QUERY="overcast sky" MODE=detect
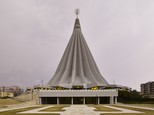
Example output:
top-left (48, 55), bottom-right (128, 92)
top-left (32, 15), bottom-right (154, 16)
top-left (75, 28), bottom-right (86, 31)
top-left (0, 0), bottom-right (154, 91)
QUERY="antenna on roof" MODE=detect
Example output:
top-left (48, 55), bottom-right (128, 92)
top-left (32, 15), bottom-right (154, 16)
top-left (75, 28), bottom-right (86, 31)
top-left (75, 9), bottom-right (79, 18)
top-left (113, 79), bottom-right (115, 85)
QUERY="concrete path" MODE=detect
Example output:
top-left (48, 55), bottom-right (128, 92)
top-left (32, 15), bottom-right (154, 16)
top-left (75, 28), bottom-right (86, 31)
top-left (61, 105), bottom-right (101, 115)
top-left (18, 105), bottom-right (61, 114)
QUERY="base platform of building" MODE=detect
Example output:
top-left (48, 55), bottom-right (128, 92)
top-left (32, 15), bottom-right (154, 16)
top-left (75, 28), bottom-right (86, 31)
top-left (38, 89), bottom-right (118, 104)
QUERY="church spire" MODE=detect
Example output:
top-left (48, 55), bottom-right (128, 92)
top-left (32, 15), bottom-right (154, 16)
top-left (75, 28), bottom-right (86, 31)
top-left (74, 9), bottom-right (81, 30)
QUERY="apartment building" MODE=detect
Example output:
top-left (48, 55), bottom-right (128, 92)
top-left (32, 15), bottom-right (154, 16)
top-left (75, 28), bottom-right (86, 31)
top-left (141, 81), bottom-right (154, 98)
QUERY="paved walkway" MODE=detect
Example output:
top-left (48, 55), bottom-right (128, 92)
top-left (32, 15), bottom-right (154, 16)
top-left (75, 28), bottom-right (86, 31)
top-left (118, 104), bottom-right (154, 110)
top-left (61, 105), bottom-right (101, 115)
top-left (18, 105), bottom-right (61, 114)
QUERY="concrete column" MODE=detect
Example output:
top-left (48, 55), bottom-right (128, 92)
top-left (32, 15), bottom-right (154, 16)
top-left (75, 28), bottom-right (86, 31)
top-left (45, 97), bottom-right (47, 104)
top-left (114, 97), bottom-right (117, 104)
top-left (83, 97), bottom-right (85, 104)
top-left (98, 97), bottom-right (100, 104)
top-left (110, 96), bottom-right (114, 104)
top-left (57, 97), bottom-right (59, 105)
top-left (71, 97), bottom-right (73, 104)
top-left (39, 98), bottom-right (42, 104)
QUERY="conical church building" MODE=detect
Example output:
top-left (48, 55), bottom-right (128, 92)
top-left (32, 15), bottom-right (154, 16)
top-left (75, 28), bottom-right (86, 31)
top-left (38, 10), bottom-right (118, 104)
top-left (48, 14), bottom-right (108, 89)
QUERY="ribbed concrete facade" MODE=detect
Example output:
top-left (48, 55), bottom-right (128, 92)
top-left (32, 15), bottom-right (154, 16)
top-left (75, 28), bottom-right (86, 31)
top-left (47, 17), bottom-right (108, 88)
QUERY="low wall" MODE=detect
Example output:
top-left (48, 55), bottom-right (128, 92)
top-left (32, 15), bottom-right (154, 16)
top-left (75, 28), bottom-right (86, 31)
top-left (15, 91), bottom-right (39, 103)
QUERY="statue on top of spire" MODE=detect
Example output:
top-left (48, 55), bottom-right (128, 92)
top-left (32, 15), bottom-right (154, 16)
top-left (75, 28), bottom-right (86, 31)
top-left (75, 9), bottom-right (79, 18)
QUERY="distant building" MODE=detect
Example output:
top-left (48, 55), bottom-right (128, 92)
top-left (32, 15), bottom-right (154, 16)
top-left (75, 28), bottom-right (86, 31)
top-left (108, 84), bottom-right (131, 91)
top-left (26, 86), bottom-right (51, 93)
top-left (0, 91), bottom-right (14, 98)
top-left (141, 81), bottom-right (154, 98)
top-left (0, 86), bottom-right (23, 97)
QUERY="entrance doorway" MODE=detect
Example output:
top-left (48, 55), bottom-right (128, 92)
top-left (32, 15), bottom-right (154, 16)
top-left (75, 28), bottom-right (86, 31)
top-left (59, 97), bottom-right (71, 104)
top-left (85, 97), bottom-right (97, 104)
top-left (73, 97), bottom-right (83, 104)
top-left (100, 97), bottom-right (110, 104)
top-left (41, 97), bottom-right (57, 104)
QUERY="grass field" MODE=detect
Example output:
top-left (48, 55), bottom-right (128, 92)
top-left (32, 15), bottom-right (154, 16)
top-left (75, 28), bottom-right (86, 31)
top-left (0, 105), bottom-right (7, 109)
top-left (0, 99), bottom-right (21, 109)
top-left (0, 99), bottom-right (21, 105)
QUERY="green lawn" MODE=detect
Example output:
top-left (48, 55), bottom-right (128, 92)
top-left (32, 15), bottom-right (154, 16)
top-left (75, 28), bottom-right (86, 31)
top-left (0, 105), bottom-right (7, 109)
top-left (0, 99), bottom-right (21, 109)
top-left (0, 99), bottom-right (21, 106)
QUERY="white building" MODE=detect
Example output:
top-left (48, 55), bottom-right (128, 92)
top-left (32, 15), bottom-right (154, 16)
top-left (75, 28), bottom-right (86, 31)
top-left (38, 10), bottom-right (118, 104)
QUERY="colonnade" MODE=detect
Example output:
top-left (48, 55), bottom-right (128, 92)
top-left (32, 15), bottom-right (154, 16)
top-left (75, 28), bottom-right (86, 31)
top-left (39, 96), bottom-right (117, 104)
